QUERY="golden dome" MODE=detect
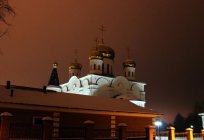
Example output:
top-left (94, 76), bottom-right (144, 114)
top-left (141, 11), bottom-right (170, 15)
top-left (97, 44), bottom-right (115, 59)
top-left (89, 49), bottom-right (103, 60)
top-left (123, 59), bottom-right (136, 68)
top-left (69, 62), bottom-right (82, 70)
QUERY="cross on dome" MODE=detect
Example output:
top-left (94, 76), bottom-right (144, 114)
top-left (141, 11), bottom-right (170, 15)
top-left (98, 24), bottom-right (106, 44)
top-left (94, 37), bottom-right (99, 50)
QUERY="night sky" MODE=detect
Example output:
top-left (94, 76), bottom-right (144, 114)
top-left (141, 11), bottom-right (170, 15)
top-left (1, 0), bottom-right (204, 123)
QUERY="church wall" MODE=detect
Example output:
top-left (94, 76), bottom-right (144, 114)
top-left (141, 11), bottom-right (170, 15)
top-left (89, 59), bottom-right (103, 74)
top-left (124, 67), bottom-right (136, 80)
top-left (103, 58), bottom-right (114, 75)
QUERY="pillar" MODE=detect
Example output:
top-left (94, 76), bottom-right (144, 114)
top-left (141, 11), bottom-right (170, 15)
top-left (42, 116), bottom-right (53, 140)
top-left (198, 113), bottom-right (204, 129)
top-left (168, 127), bottom-right (175, 140)
top-left (0, 112), bottom-right (13, 140)
top-left (84, 120), bottom-right (95, 140)
top-left (186, 128), bottom-right (193, 140)
top-left (118, 123), bottom-right (128, 140)
top-left (201, 129), bottom-right (204, 140)
top-left (145, 125), bottom-right (155, 140)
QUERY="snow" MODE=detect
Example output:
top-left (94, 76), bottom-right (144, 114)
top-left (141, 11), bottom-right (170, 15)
top-left (0, 85), bottom-right (158, 115)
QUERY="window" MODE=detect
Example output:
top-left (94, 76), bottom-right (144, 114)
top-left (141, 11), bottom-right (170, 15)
top-left (98, 65), bottom-right (100, 70)
top-left (94, 64), bottom-right (96, 70)
top-left (107, 64), bottom-right (109, 74)
top-left (102, 64), bottom-right (104, 73)
top-left (128, 71), bottom-right (130, 77)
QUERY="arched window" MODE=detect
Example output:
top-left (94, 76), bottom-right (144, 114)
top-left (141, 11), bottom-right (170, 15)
top-left (94, 64), bottom-right (96, 70)
top-left (102, 64), bottom-right (104, 73)
top-left (107, 64), bottom-right (109, 74)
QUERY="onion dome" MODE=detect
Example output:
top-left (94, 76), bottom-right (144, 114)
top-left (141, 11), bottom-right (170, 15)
top-left (69, 61), bottom-right (82, 70)
top-left (97, 44), bottom-right (115, 59)
top-left (89, 49), bottom-right (103, 60)
top-left (123, 59), bottom-right (136, 68)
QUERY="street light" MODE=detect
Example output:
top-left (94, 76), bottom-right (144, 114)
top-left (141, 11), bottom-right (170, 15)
top-left (154, 118), bottom-right (162, 140)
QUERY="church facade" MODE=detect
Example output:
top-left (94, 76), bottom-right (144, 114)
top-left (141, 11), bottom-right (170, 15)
top-left (0, 26), bottom-right (160, 139)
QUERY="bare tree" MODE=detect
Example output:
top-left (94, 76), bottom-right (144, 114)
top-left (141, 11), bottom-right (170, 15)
top-left (0, 0), bottom-right (15, 37)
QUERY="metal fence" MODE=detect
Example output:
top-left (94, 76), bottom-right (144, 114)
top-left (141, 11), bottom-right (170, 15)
top-left (94, 128), bottom-right (111, 138)
top-left (59, 126), bottom-right (85, 138)
top-left (194, 133), bottom-right (202, 140)
top-left (127, 131), bottom-right (146, 138)
top-left (155, 131), bottom-right (202, 140)
top-left (9, 123), bottom-right (43, 139)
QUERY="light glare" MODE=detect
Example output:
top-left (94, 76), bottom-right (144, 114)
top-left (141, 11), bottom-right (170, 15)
top-left (154, 121), bottom-right (162, 126)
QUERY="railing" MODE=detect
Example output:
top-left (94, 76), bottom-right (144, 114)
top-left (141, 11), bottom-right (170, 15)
top-left (94, 128), bottom-right (111, 138)
top-left (155, 131), bottom-right (187, 140)
top-left (127, 131), bottom-right (146, 138)
top-left (175, 132), bottom-right (187, 140)
top-left (155, 131), bottom-right (169, 140)
top-left (58, 126), bottom-right (85, 138)
top-left (194, 133), bottom-right (202, 140)
top-left (9, 123), bottom-right (43, 139)
top-left (159, 131), bottom-right (169, 136)
top-left (155, 131), bottom-right (203, 140)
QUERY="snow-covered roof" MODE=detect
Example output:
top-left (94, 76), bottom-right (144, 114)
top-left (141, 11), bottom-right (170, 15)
top-left (0, 85), bottom-right (160, 116)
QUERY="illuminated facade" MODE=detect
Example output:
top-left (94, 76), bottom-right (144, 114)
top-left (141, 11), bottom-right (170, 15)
top-left (0, 26), bottom-right (160, 139)
top-left (47, 26), bottom-right (146, 107)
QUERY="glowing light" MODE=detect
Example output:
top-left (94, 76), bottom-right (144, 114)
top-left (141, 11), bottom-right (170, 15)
top-left (190, 125), bottom-right (193, 129)
top-left (154, 120), bottom-right (162, 126)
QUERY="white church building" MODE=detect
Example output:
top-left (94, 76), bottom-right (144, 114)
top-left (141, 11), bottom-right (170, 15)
top-left (47, 26), bottom-right (146, 107)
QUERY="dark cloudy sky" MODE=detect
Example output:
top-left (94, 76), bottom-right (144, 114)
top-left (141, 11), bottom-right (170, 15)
top-left (1, 0), bottom-right (204, 123)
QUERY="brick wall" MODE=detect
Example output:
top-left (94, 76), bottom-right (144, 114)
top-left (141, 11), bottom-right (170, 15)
top-left (116, 116), bottom-right (153, 131)
top-left (60, 112), bottom-right (111, 128)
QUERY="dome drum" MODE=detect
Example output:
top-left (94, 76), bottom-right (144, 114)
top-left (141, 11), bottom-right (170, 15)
top-left (123, 59), bottom-right (136, 68)
top-left (69, 63), bottom-right (82, 70)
